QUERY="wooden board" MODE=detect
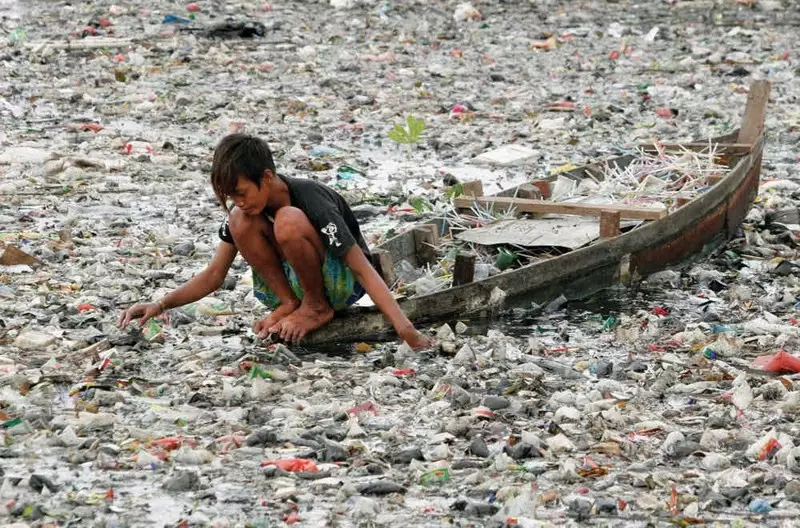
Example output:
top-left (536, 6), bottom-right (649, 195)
top-left (454, 196), bottom-right (667, 220)
top-left (455, 217), bottom-right (639, 250)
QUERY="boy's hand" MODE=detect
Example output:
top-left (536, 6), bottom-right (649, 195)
top-left (399, 327), bottom-right (432, 350)
top-left (118, 302), bottom-right (162, 328)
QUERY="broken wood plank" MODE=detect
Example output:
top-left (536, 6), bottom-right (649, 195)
top-left (738, 80), bottom-right (771, 146)
top-left (452, 252), bottom-right (477, 286)
top-left (0, 245), bottom-right (40, 266)
top-left (461, 180), bottom-right (484, 197)
top-left (516, 183), bottom-right (542, 200)
top-left (599, 210), bottom-right (621, 239)
top-left (370, 249), bottom-right (396, 287)
top-left (454, 196), bottom-right (667, 221)
top-left (27, 38), bottom-right (134, 51)
top-left (413, 224), bottom-right (439, 266)
top-left (530, 179), bottom-right (552, 199)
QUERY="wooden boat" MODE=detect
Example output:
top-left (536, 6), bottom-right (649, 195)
top-left (304, 81), bottom-right (770, 345)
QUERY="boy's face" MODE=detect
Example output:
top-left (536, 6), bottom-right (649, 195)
top-left (228, 171), bottom-right (271, 215)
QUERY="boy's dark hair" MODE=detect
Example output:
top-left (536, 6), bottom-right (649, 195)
top-left (210, 134), bottom-right (276, 212)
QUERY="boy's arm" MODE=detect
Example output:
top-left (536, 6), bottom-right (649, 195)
top-left (343, 245), bottom-right (430, 349)
top-left (161, 242), bottom-right (237, 310)
top-left (119, 242), bottom-right (237, 327)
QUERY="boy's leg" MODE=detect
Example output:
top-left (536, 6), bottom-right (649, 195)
top-left (228, 208), bottom-right (299, 331)
top-left (270, 206), bottom-right (334, 341)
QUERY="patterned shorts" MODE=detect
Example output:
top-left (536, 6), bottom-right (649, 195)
top-left (252, 252), bottom-right (365, 311)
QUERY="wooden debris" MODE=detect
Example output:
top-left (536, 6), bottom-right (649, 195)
top-left (413, 225), bottom-right (439, 266)
top-left (454, 196), bottom-right (667, 221)
top-left (452, 252), bottom-right (477, 287)
top-left (599, 210), bottom-right (621, 239)
top-left (370, 249), bottom-right (396, 287)
top-left (0, 245), bottom-right (40, 266)
top-left (461, 180), bottom-right (484, 197)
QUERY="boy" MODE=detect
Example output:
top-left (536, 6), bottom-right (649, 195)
top-left (119, 134), bottom-right (430, 349)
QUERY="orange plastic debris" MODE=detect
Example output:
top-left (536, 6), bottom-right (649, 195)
top-left (261, 458), bottom-right (318, 472)
top-left (753, 350), bottom-right (800, 374)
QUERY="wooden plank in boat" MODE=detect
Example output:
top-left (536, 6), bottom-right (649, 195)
top-left (454, 196), bottom-right (667, 220)
top-left (455, 217), bottom-right (640, 250)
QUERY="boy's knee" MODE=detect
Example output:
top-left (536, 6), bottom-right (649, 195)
top-left (274, 207), bottom-right (309, 244)
top-left (228, 207), bottom-right (259, 239)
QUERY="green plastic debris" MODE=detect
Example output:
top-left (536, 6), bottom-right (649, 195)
top-left (495, 248), bottom-right (519, 271)
top-left (602, 316), bottom-right (617, 331)
top-left (420, 468), bottom-right (450, 485)
top-left (2, 417), bottom-right (22, 429)
top-left (142, 318), bottom-right (163, 342)
top-left (249, 365), bottom-right (273, 380)
top-left (8, 28), bottom-right (26, 43)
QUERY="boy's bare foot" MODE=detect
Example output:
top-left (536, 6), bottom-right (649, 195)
top-left (254, 301), bottom-right (299, 338)
top-left (269, 303), bottom-right (334, 342)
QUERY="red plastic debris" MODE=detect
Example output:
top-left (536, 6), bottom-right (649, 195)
top-left (150, 436), bottom-right (197, 451)
top-left (98, 17), bottom-right (112, 27)
top-left (758, 437), bottom-right (782, 461)
top-left (261, 458), bottom-right (318, 472)
top-left (651, 306), bottom-right (670, 316)
top-left (547, 100), bottom-right (575, 110)
top-left (186, 3), bottom-right (201, 12)
top-left (106, 488), bottom-right (114, 501)
top-left (347, 401), bottom-right (377, 416)
top-left (78, 123), bottom-right (104, 133)
top-left (656, 107), bottom-right (673, 118)
top-left (753, 350), bottom-right (800, 374)
top-left (77, 303), bottom-right (96, 312)
top-left (393, 368), bottom-right (416, 377)
top-left (284, 512), bottom-right (301, 525)
top-left (608, 50), bottom-right (620, 60)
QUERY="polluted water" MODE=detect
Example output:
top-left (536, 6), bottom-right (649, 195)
top-left (2, 0), bottom-right (800, 527)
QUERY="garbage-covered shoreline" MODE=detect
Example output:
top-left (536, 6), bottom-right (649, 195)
top-left (2, 0), bottom-right (800, 526)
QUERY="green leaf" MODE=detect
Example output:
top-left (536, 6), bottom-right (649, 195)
top-left (388, 115), bottom-right (425, 145)
top-left (409, 196), bottom-right (431, 213)
top-left (445, 183), bottom-right (464, 199)
top-left (406, 115), bottom-right (425, 141)
top-left (388, 124), bottom-right (411, 144)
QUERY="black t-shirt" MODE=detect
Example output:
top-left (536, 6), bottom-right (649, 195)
top-left (218, 175), bottom-right (370, 259)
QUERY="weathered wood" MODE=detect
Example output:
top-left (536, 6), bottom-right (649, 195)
top-left (738, 80), bottom-right (771, 146)
top-left (454, 196), bottom-right (667, 221)
top-left (28, 38), bottom-right (134, 51)
top-left (706, 174), bottom-right (724, 185)
top-left (413, 224), bottom-right (439, 266)
top-left (302, 83), bottom-right (766, 345)
top-left (676, 196), bottom-right (692, 208)
top-left (0, 245), bottom-right (40, 266)
top-left (599, 210), bottom-right (621, 239)
top-left (530, 179), bottom-right (552, 199)
top-left (370, 249), bottom-right (396, 287)
top-left (516, 183), bottom-right (542, 200)
top-left (452, 252), bottom-right (477, 286)
top-left (461, 180), bottom-right (484, 197)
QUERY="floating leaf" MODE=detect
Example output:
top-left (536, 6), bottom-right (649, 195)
top-left (445, 183), bottom-right (464, 199)
top-left (388, 115), bottom-right (425, 145)
top-left (409, 196), bottom-right (431, 213)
